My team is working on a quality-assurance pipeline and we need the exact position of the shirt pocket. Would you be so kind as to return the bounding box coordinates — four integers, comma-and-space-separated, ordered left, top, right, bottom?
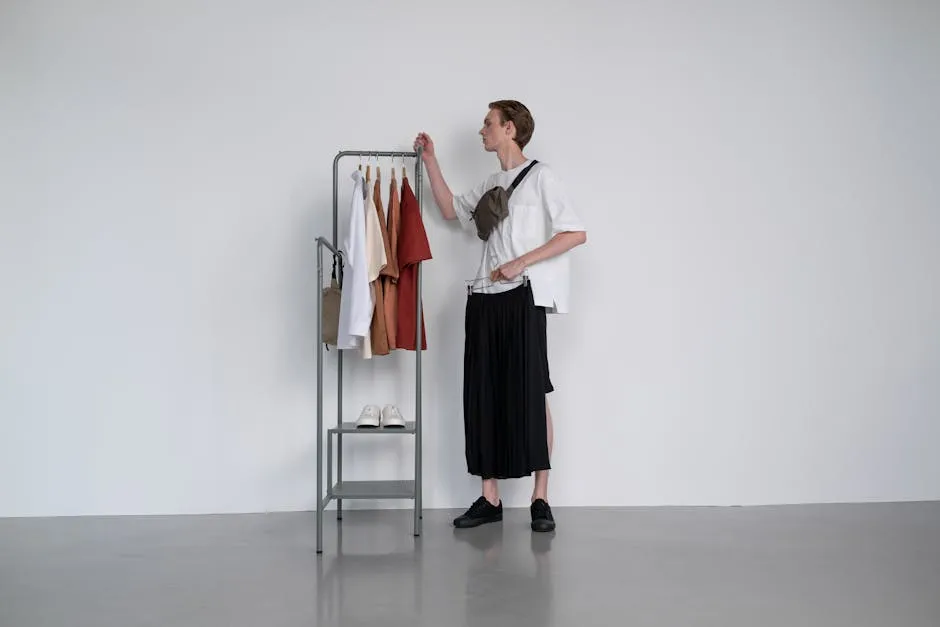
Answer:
507, 202, 550, 252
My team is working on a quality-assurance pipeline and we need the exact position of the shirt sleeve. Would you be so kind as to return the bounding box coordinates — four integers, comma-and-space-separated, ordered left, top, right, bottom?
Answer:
452, 177, 490, 232
538, 167, 585, 234
399, 179, 432, 267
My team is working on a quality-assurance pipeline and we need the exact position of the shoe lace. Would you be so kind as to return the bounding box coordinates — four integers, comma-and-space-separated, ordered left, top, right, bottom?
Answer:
531, 499, 551, 517
467, 497, 491, 516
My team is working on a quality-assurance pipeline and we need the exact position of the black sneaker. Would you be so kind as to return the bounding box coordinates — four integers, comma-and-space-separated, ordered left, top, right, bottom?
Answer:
530, 499, 556, 532
453, 496, 503, 528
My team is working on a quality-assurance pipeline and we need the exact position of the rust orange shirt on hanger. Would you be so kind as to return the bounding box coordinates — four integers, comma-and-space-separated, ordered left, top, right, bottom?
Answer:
383, 172, 402, 349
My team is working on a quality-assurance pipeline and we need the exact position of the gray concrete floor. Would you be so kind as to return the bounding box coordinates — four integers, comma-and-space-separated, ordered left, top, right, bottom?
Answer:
1, 502, 938, 627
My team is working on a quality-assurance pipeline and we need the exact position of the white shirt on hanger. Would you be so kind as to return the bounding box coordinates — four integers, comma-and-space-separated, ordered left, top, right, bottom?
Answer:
453, 160, 585, 314
337, 170, 373, 350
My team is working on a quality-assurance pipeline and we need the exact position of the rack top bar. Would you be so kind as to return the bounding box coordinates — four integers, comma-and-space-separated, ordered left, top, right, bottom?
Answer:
336, 150, 418, 158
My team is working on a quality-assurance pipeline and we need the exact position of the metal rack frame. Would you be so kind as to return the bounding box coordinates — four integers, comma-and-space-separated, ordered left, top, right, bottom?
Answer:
315, 148, 424, 554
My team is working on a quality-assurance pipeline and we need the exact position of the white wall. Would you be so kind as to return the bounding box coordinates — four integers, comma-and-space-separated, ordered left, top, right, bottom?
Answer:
2, 0, 938, 517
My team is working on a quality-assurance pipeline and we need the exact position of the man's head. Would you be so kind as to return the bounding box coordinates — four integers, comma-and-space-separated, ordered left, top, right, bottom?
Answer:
480, 100, 534, 152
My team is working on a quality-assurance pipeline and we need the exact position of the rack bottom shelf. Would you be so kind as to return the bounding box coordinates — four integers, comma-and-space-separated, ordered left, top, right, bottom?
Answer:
329, 480, 416, 500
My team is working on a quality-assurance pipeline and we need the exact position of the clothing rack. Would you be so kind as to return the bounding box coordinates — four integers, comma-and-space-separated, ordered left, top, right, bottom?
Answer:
315, 148, 424, 554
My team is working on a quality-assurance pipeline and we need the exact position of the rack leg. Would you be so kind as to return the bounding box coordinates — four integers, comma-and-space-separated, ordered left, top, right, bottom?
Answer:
317, 494, 323, 553
317, 509, 323, 554
336, 433, 343, 520
327, 432, 333, 501
337, 331, 344, 522
414, 148, 424, 537
316, 244, 324, 554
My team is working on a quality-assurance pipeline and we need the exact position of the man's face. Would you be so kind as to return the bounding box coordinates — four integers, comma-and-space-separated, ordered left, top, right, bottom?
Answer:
479, 109, 513, 152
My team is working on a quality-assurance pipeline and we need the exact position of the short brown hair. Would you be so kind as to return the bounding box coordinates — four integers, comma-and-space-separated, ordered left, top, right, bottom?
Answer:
489, 100, 534, 149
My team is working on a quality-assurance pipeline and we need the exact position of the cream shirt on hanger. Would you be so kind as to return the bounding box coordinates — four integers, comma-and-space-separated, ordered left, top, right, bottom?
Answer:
337, 170, 372, 350
361, 173, 388, 358
452, 161, 585, 313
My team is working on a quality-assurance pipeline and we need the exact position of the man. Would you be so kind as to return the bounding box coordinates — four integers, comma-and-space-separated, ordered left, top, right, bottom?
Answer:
415, 100, 587, 532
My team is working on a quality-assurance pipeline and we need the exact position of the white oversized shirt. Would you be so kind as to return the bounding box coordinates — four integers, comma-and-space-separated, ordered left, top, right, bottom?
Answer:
337, 170, 373, 349
452, 160, 585, 313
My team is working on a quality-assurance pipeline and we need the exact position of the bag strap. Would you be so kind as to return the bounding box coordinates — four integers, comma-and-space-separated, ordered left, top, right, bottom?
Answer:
507, 160, 539, 195
330, 255, 343, 286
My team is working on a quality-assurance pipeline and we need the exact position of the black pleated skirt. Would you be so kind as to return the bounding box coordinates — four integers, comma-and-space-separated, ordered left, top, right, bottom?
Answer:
463, 283, 552, 479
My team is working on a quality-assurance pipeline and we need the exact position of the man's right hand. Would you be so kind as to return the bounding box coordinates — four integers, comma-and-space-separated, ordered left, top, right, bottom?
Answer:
413, 132, 436, 159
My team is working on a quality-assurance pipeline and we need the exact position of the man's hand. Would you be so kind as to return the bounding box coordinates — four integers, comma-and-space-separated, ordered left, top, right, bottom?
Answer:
491, 257, 527, 282
414, 131, 457, 220
413, 132, 436, 159
489, 231, 588, 282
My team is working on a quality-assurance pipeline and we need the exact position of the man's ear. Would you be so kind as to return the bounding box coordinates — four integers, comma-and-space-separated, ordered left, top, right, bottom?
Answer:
505, 121, 517, 139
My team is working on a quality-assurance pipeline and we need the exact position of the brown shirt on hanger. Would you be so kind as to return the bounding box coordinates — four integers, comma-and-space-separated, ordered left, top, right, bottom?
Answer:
369, 174, 394, 356
383, 173, 402, 349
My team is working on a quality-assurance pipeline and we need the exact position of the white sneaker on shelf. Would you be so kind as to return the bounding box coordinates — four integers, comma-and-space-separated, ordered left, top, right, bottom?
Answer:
355, 404, 381, 428
381, 405, 406, 428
